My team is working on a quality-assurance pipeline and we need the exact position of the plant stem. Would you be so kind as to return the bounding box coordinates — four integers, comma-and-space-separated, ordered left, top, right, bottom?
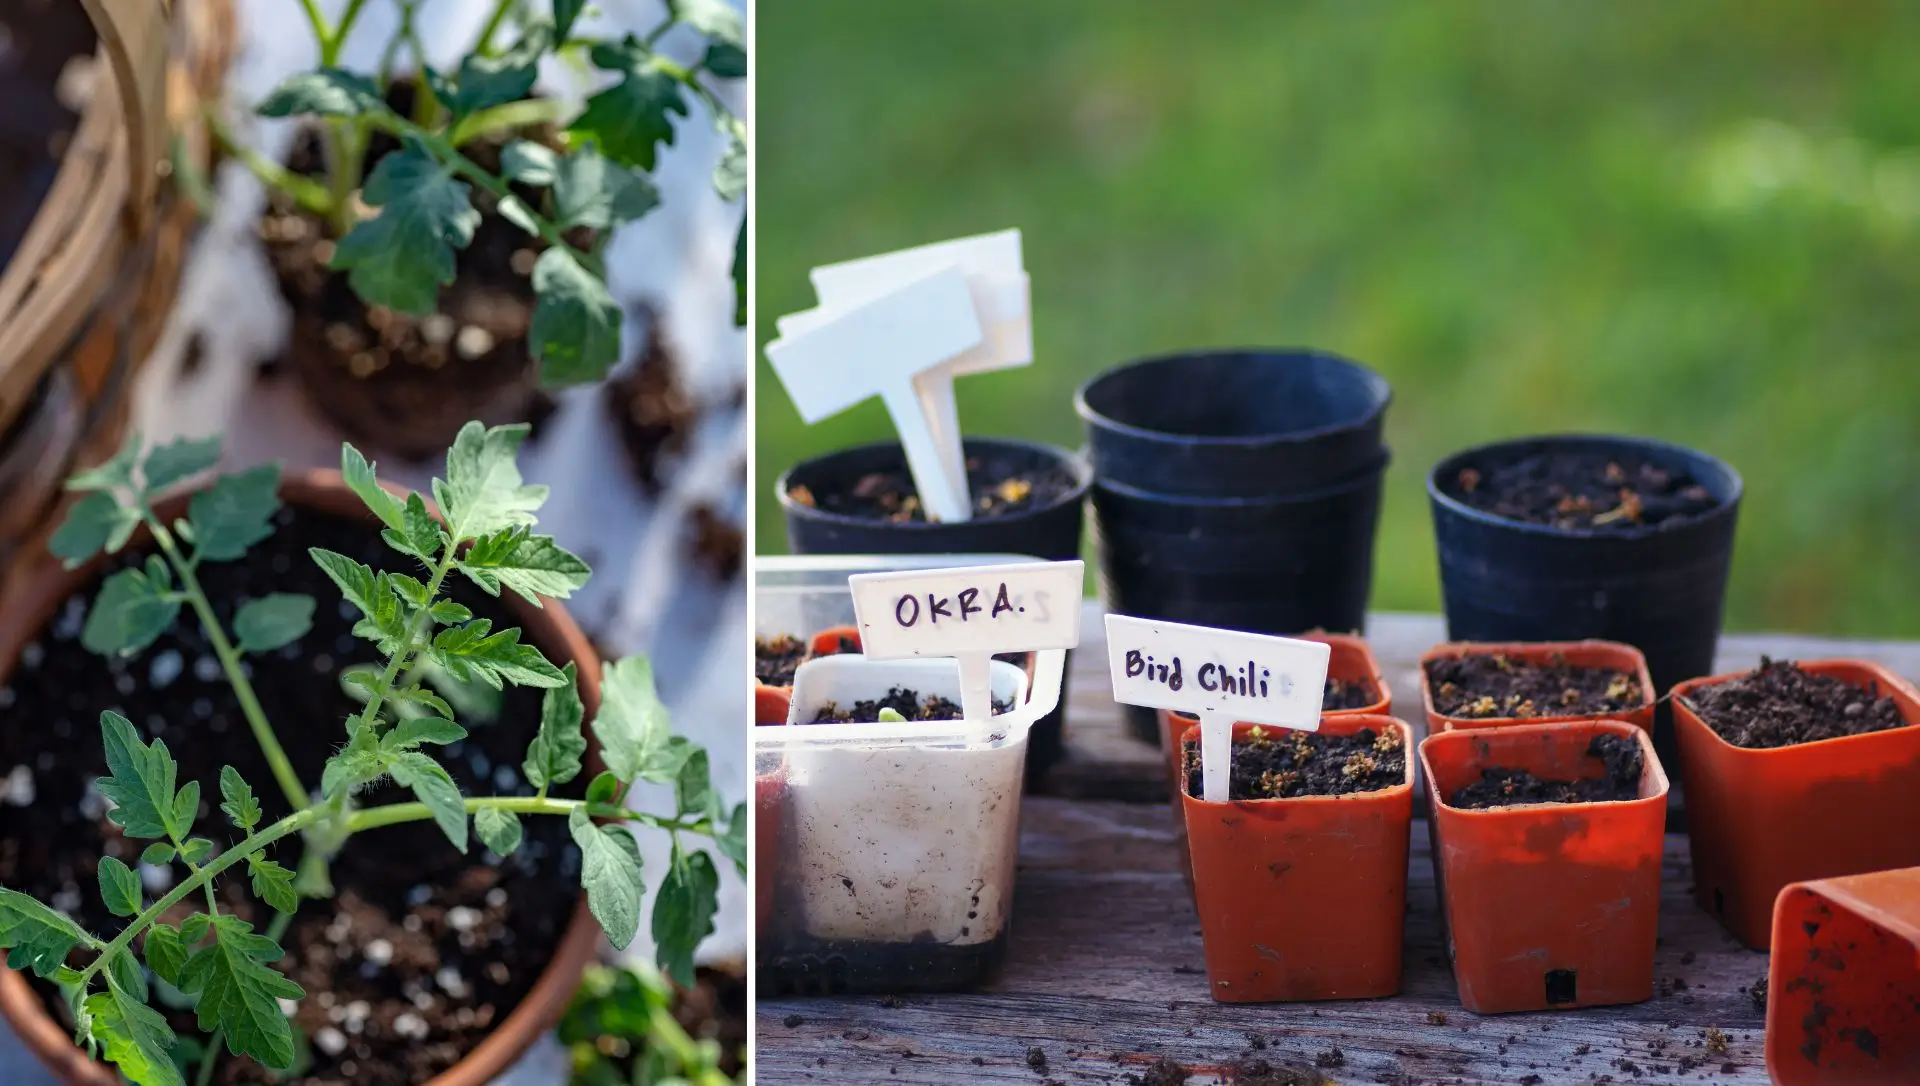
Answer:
356, 545, 459, 731
203, 108, 337, 218
298, 0, 329, 46
471, 0, 517, 55
345, 796, 713, 836
319, 0, 370, 67
145, 516, 310, 812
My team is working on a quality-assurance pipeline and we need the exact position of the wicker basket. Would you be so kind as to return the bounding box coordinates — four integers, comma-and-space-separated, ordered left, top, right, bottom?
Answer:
0, 0, 232, 569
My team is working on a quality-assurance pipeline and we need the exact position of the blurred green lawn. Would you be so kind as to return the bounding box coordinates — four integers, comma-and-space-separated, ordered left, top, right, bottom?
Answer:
755, 1, 1920, 637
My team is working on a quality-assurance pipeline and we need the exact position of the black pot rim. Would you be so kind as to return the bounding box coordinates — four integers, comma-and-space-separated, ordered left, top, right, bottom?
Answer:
1093, 448, 1391, 509
1426, 432, 1745, 541
775, 435, 1092, 532
1073, 347, 1392, 449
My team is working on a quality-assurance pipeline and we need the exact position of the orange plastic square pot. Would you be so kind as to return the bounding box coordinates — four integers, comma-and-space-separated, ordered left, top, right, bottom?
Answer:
1673, 659, 1920, 949
1420, 719, 1668, 1014
1180, 714, 1413, 1003
754, 769, 785, 940
1420, 640, 1655, 735
1766, 866, 1920, 1084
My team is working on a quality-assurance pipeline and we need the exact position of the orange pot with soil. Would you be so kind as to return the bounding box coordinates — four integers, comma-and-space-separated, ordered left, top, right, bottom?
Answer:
1421, 719, 1667, 1014
1180, 714, 1413, 1003
1673, 658, 1920, 949
1420, 640, 1655, 735
1766, 865, 1920, 1085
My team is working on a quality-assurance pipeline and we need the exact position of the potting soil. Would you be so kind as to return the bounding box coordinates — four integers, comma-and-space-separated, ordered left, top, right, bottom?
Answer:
1426, 652, 1645, 719
1685, 657, 1909, 749
1181, 726, 1405, 800
1449, 451, 1719, 530
1447, 734, 1645, 809
755, 633, 808, 687
787, 449, 1077, 523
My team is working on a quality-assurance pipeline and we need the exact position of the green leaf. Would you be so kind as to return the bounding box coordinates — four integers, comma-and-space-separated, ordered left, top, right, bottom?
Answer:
652, 846, 718, 987
876, 706, 908, 722
671, 0, 743, 45
66, 431, 142, 493
98, 857, 142, 917
173, 786, 202, 841
388, 573, 430, 608
552, 0, 585, 40
428, 600, 473, 626
704, 40, 746, 79
320, 740, 384, 802
529, 247, 622, 385
313, 550, 410, 654
388, 753, 468, 851
88, 976, 185, 1086
50, 492, 141, 568
188, 464, 281, 562
524, 662, 586, 790
340, 443, 406, 533
140, 842, 176, 866
142, 436, 222, 494
219, 766, 261, 832
144, 923, 189, 986
459, 527, 591, 605
552, 147, 659, 230
178, 915, 304, 1070
233, 594, 313, 653
594, 657, 671, 783
716, 801, 747, 875
674, 748, 715, 820
389, 493, 444, 560
570, 808, 643, 949
97, 712, 193, 840
500, 140, 559, 186
713, 129, 745, 200
435, 422, 548, 540
475, 808, 523, 856
0, 887, 92, 977
431, 619, 567, 690
387, 683, 457, 721
247, 857, 298, 914
570, 42, 688, 171
82, 568, 179, 657
180, 839, 215, 866
584, 770, 620, 806
382, 716, 467, 750
731, 214, 745, 326
257, 68, 384, 119
106, 946, 148, 1000
329, 146, 480, 316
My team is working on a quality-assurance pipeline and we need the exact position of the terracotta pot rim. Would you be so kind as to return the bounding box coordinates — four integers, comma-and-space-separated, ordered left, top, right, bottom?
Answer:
0, 468, 607, 1086
1671, 658, 1920, 759
1174, 714, 1415, 808
1418, 639, 1657, 730
1418, 718, 1669, 816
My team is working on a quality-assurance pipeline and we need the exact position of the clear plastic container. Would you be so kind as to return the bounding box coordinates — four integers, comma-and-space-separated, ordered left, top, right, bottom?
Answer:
755, 554, 1064, 995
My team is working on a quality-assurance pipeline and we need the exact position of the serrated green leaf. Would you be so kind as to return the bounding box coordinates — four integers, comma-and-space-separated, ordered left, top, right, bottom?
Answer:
441, 29, 545, 116
459, 527, 591, 605
97, 712, 190, 840
529, 247, 622, 385
247, 857, 298, 914
524, 662, 586, 790
144, 923, 188, 986
178, 915, 304, 1070
500, 140, 559, 186
388, 683, 457, 721
233, 594, 313, 653
570, 42, 687, 172
584, 770, 620, 807
652, 846, 717, 986
98, 857, 141, 917
142, 436, 222, 494
143, 555, 173, 590
257, 68, 384, 119
88, 975, 184, 1086
140, 842, 176, 866
0, 887, 92, 977
172, 784, 201, 840
704, 40, 746, 79
382, 716, 467, 751
552, 0, 585, 40
330, 146, 480, 316
552, 147, 659, 231
474, 808, 523, 856
570, 808, 643, 949
717, 801, 746, 875
309, 549, 378, 616
50, 492, 140, 568
594, 657, 672, 783
431, 618, 567, 690
188, 464, 281, 562
674, 748, 714, 821
314, 550, 410, 655
388, 573, 431, 608
713, 129, 745, 200
340, 444, 406, 532
218, 766, 261, 832
428, 600, 473, 626
388, 753, 468, 851
497, 193, 541, 237
82, 568, 179, 657
436, 422, 548, 540
320, 742, 384, 802
397, 493, 444, 558
66, 431, 143, 493
180, 915, 213, 943
670, 0, 742, 45
180, 839, 215, 866
107, 946, 148, 1000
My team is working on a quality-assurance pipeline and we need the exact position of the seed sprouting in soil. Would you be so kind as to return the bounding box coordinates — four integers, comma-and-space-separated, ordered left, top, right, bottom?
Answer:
811, 686, 1011, 723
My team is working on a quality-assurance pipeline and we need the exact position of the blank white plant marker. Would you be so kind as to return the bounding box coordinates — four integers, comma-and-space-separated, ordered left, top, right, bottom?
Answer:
1103, 615, 1332, 803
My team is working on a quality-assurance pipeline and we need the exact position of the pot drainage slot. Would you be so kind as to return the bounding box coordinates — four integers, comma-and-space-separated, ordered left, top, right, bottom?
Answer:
1545, 968, 1577, 1005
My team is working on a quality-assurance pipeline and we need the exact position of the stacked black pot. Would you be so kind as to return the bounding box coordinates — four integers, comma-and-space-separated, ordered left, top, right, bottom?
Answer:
1076, 349, 1393, 743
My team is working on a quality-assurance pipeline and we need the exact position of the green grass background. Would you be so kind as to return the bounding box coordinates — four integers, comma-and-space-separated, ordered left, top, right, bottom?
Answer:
754, 1, 1920, 637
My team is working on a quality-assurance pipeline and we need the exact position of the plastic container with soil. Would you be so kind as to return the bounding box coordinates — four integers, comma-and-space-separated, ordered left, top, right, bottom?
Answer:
755, 651, 1062, 996
1420, 640, 1655, 736
1765, 865, 1920, 1084
775, 440, 1088, 785
1672, 658, 1920, 949
1179, 714, 1413, 1002
1420, 720, 1668, 1014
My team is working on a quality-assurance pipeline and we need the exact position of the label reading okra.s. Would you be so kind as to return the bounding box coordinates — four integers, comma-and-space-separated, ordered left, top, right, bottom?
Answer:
847, 560, 1085, 659
1103, 614, 1331, 731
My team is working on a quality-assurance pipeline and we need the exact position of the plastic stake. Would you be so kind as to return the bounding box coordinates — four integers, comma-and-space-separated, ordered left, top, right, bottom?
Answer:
1199, 708, 1233, 804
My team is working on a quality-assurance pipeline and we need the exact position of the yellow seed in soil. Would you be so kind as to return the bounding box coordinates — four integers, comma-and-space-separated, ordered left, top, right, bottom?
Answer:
996, 477, 1033, 504
349, 352, 377, 378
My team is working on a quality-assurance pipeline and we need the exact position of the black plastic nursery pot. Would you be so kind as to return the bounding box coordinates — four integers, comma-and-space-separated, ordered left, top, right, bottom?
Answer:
1427, 434, 1742, 774
775, 436, 1091, 785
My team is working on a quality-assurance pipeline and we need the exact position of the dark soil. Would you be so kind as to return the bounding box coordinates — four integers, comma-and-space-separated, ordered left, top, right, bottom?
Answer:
1426, 652, 1646, 720
687, 505, 744, 581
0, 506, 585, 1086
810, 686, 1010, 723
1683, 657, 1910, 749
754, 630, 862, 689
1446, 734, 1645, 809
1227, 1059, 1328, 1085
1451, 451, 1719, 531
605, 319, 698, 492
788, 451, 1077, 522
0, 0, 92, 268
1321, 676, 1379, 711
1182, 726, 1405, 801
675, 967, 748, 1078
1136, 1057, 1190, 1085
261, 79, 575, 462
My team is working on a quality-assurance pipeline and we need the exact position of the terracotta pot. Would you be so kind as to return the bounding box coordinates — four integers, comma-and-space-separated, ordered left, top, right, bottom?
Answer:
807, 625, 861, 658
0, 471, 605, 1086
754, 683, 791, 726
1420, 640, 1655, 735
754, 769, 786, 943
1766, 865, 1920, 1084
1180, 715, 1413, 1003
1421, 719, 1667, 1014
1673, 659, 1920, 949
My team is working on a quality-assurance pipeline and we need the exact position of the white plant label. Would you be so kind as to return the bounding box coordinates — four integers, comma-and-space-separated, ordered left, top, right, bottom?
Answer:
1103, 615, 1331, 803
849, 560, 1084, 721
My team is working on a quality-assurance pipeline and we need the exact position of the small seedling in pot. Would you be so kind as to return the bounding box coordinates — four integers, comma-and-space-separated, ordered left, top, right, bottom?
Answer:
2, 423, 745, 1085
558, 960, 739, 1085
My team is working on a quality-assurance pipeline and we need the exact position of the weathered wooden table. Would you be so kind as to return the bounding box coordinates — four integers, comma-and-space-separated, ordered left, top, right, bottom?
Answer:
757, 605, 1920, 1085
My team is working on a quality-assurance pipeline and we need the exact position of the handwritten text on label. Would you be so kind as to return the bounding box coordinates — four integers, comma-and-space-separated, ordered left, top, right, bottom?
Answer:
849, 561, 1085, 660
1104, 614, 1330, 731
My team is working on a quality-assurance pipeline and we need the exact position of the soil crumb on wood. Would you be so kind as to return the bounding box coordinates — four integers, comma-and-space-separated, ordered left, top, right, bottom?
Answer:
1451, 451, 1719, 530
1447, 734, 1644, 809
1685, 657, 1910, 749
1426, 652, 1644, 720
756, 635, 807, 687
1134, 1058, 1190, 1085
789, 453, 1076, 522
1183, 726, 1405, 800
1227, 1058, 1329, 1085
811, 686, 1010, 723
